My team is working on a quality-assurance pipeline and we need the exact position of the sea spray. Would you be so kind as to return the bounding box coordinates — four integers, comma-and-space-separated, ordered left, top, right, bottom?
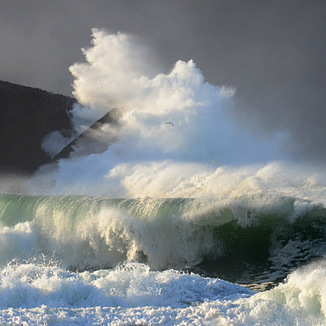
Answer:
33, 29, 286, 197
4, 29, 326, 325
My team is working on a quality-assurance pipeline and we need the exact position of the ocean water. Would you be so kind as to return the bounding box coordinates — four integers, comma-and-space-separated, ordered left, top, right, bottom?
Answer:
0, 194, 326, 325
1, 30, 326, 325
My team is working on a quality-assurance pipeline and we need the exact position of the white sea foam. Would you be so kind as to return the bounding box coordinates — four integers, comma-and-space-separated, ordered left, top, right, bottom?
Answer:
0, 261, 325, 325
229, 260, 326, 326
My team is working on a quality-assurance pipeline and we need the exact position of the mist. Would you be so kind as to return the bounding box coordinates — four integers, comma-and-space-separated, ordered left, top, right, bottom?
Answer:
1, 0, 325, 161
27, 31, 299, 198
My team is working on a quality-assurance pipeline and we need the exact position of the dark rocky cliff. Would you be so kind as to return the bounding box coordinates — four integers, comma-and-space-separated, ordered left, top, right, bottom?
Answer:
53, 108, 121, 161
0, 81, 76, 174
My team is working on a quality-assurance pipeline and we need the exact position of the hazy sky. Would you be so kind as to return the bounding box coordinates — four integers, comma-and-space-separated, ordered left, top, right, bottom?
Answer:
1, 0, 325, 160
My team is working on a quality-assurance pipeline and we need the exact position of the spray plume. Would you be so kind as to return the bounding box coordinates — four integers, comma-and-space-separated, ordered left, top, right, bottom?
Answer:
31, 29, 291, 197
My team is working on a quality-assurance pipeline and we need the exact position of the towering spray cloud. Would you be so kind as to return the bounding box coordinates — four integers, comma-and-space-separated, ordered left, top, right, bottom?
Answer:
33, 29, 287, 197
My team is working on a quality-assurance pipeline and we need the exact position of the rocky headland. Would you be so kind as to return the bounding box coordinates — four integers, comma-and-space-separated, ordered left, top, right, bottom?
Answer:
0, 81, 76, 174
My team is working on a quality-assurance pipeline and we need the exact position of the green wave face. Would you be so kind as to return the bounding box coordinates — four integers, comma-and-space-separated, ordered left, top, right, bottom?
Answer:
0, 193, 325, 287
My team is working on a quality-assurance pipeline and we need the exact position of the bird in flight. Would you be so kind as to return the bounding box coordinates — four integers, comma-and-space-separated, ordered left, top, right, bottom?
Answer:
165, 121, 174, 126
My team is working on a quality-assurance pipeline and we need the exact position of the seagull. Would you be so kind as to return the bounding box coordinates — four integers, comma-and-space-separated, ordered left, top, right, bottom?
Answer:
165, 121, 174, 126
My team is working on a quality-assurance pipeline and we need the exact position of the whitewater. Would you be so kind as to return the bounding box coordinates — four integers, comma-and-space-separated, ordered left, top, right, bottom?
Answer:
1, 29, 326, 325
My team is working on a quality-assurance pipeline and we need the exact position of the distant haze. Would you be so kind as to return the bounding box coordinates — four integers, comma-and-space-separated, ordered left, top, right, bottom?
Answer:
1, 0, 325, 161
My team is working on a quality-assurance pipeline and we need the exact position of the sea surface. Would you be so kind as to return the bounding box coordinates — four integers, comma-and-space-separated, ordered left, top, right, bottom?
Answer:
1, 30, 325, 325
0, 193, 325, 325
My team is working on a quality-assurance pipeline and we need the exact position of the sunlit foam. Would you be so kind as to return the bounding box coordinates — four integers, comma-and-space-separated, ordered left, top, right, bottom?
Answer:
34, 29, 288, 198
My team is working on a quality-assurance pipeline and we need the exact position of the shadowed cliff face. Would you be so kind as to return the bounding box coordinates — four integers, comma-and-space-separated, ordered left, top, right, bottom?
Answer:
53, 108, 122, 161
0, 81, 75, 174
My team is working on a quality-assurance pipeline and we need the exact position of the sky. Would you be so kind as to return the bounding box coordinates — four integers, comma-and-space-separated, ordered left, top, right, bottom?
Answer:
0, 0, 325, 161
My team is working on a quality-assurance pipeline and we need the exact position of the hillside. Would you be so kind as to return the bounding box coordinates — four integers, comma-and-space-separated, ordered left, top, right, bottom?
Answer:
0, 81, 75, 174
